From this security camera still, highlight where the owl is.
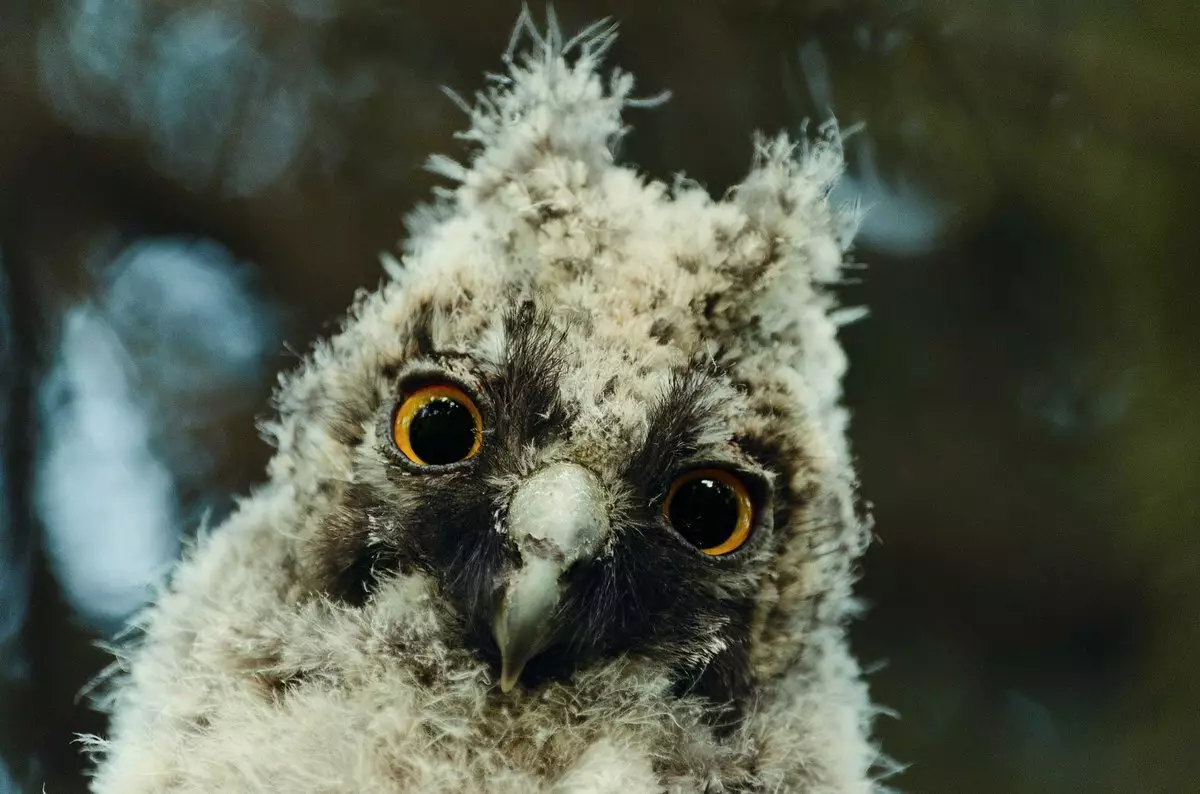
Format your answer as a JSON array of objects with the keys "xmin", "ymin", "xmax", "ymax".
[{"xmin": 88, "ymin": 15, "xmax": 883, "ymax": 794}]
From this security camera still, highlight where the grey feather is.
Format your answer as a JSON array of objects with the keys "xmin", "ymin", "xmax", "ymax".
[{"xmin": 87, "ymin": 14, "xmax": 884, "ymax": 793}]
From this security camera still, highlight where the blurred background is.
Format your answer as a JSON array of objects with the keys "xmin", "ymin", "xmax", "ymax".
[{"xmin": 0, "ymin": 0, "xmax": 1197, "ymax": 791}]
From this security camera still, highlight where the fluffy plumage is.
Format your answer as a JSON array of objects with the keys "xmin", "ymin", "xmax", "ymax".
[{"xmin": 88, "ymin": 14, "xmax": 883, "ymax": 793}]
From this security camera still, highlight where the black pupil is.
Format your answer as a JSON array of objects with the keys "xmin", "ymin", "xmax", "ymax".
[
  {"xmin": 667, "ymin": 477, "xmax": 741, "ymax": 550},
  {"xmin": 408, "ymin": 396, "xmax": 477, "ymax": 464}
]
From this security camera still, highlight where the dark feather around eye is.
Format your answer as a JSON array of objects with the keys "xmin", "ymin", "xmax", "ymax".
[
  {"xmin": 486, "ymin": 302, "xmax": 571, "ymax": 442},
  {"xmin": 311, "ymin": 486, "xmax": 401, "ymax": 605},
  {"xmin": 409, "ymin": 300, "xmax": 436, "ymax": 357},
  {"xmin": 672, "ymin": 622, "xmax": 754, "ymax": 733},
  {"xmin": 625, "ymin": 369, "xmax": 712, "ymax": 490}
]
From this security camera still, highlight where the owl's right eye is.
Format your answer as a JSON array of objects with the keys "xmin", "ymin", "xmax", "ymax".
[{"xmin": 392, "ymin": 384, "xmax": 483, "ymax": 466}]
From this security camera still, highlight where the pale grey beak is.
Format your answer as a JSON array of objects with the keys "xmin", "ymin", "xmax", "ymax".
[
  {"xmin": 492, "ymin": 462, "xmax": 608, "ymax": 693},
  {"xmin": 493, "ymin": 556, "xmax": 560, "ymax": 692}
]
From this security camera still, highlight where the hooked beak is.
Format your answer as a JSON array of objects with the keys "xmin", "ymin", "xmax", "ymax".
[
  {"xmin": 491, "ymin": 463, "xmax": 608, "ymax": 693},
  {"xmin": 493, "ymin": 557, "xmax": 560, "ymax": 692}
]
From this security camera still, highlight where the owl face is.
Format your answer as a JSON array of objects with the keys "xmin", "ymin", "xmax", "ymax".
[
  {"xmin": 311, "ymin": 295, "xmax": 801, "ymax": 712},
  {"xmin": 262, "ymin": 22, "xmax": 861, "ymax": 739}
]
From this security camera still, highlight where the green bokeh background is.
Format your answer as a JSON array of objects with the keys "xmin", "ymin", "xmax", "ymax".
[{"xmin": 1, "ymin": 1, "xmax": 1196, "ymax": 791}]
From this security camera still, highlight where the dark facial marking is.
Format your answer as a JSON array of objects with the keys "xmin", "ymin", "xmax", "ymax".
[
  {"xmin": 410, "ymin": 300, "xmax": 436, "ymax": 358},
  {"xmin": 312, "ymin": 488, "xmax": 401, "ymax": 606},
  {"xmin": 624, "ymin": 368, "xmax": 712, "ymax": 493},
  {"xmin": 323, "ymin": 304, "xmax": 439, "ymax": 449},
  {"xmin": 481, "ymin": 301, "xmax": 572, "ymax": 447},
  {"xmin": 511, "ymin": 513, "xmax": 757, "ymax": 715},
  {"xmin": 673, "ymin": 610, "xmax": 755, "ymax": 732},
  {"xmin": 321, "ymin": 471, "xmax": 510, "ymax": 624}
]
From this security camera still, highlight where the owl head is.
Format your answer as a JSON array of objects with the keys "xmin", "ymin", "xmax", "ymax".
[{"xmin": 93, "ymin": 14, "xmax": 879, "ymax": 794}]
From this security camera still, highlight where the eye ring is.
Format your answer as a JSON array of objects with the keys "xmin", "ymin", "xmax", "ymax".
[
  {"xmin": 662, "ymin": 468, "xmax": 754, "ymax": 556},
  {"xmin": 392, "ymin": 383, "xmax": 483, "ymax": 466}
]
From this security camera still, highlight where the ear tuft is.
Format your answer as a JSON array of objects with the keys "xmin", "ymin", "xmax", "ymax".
[
  {"xmin": 732, "ymin": 124, "xmax": 859, "ymax": 286},
  {"xmin": 425, "ymin": 7, "xmax": 665, "ymax": 209}
]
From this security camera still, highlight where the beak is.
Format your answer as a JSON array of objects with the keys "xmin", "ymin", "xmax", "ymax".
[
  {"xmin": 493, "ymin": 557, "xmax": 560, "ymax": 692},
  {"xmin": 491, "ymin": 463, "xmax": 608, "ymax": 693}
]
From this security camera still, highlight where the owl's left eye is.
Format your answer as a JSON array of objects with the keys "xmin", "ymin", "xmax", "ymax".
[
  {"xmin": 663, "ymin": 469, "xmax": 754, "ymax": 556},
  {"xmin": 393, "ymin": 384, "xmax": 483, "ymax": 466}
]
